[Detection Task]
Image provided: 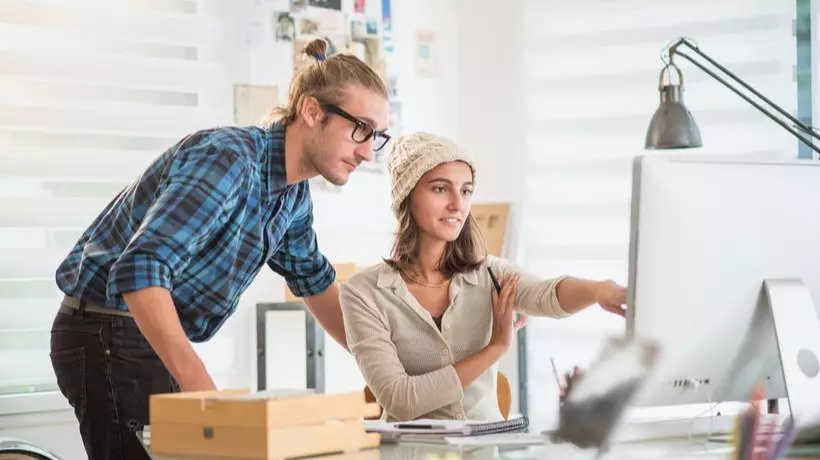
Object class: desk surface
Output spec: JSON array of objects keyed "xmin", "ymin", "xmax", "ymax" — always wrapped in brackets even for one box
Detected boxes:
[
  {"xmin": 142, "ymin": 437, "xmax": 820, "ymax": 460},
  {"xmin": 379, "ymin": 439, "xmax": 820, "ymax": 460}
]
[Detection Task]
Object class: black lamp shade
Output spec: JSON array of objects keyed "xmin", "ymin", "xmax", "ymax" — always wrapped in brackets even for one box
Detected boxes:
[{"xmin": 645, "ymin": 84, "xmax": 702, "ymax": 149}]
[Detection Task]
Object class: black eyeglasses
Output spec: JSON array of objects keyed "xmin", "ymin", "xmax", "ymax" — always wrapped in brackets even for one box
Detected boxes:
[{"xmin": 322, "ymin": 104, "xmax": 391, "ymax": 151}]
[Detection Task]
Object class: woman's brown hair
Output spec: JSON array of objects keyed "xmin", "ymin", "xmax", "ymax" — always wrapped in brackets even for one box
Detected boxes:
[
  {"xmin": 385, "ymin": 197, "xmax": 487, "ymax": 279},
  {"xmin": 264, "ymin": 38, "xmax": 387, "ymax": 126}
]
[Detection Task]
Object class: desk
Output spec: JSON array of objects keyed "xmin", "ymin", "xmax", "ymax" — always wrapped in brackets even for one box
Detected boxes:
[{"xmin": 139, "ymin": 434, "xmax": 820, "ymax": 460}]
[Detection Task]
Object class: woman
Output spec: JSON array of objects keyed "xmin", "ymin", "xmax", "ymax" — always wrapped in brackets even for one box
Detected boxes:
[{"xmin": 340, "ymin": 132, "xmax": 626, "ymax": 422}]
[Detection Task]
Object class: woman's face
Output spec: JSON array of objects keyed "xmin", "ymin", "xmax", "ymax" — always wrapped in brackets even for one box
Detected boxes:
[{"xmin": 409, "ymin": 161, "xmax": 474, "ymax": 242}]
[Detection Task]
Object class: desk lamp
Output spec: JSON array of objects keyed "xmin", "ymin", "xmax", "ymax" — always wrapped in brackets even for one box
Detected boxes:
[{"xmin": 645, "ymin": 37, "xmax": 820, "ymax": 155}]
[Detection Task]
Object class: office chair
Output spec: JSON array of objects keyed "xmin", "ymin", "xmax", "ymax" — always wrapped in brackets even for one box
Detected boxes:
[
  {"xmin": 363, "ymin": 371, "xmax": 512, "ymax": 420},
  {"xmin": 0, "ymin": 438, "xmax": 62, "ymax": 460}
]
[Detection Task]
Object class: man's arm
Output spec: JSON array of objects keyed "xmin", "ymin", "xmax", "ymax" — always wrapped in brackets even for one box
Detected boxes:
[
  {"xmin": 302, "ymin": 283, "xmax": 347, "ymax": 350},
  {"xmin": 268, "ymin": 185, "xmax": 344, "ymax": 347},
  {"xmin": 108, "ymin": 132, "xmax": 248, "ymax": 391},
  {"xmin": 123, "ymin": 287, "xmax": 215, "ymax": 391}
]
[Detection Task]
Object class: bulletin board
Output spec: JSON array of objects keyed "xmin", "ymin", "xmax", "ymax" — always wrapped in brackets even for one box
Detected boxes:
[{"xmin": 471, "ymin": 203, "xmax": 511, "ymax": 257}]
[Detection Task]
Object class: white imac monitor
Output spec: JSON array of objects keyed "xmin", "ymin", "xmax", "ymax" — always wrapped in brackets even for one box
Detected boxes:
[{"xmin": 625, "ymin": 154, "xmax": 820, "ymax": 441}]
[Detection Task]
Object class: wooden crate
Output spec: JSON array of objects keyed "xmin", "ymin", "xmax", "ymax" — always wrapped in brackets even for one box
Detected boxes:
[{"xmin": 149, "ymin": 389, "xmax": 381, "ymax": 459}]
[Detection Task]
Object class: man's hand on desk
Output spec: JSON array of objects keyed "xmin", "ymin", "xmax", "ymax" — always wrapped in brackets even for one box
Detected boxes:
[{"xmin": 177, "ymin": 367, "xmax": 217, "ymax": 392}]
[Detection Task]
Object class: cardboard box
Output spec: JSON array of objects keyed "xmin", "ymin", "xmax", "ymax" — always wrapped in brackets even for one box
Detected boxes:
[{"xmin": 149, "ymin": 389, "xmax": 381, "ymax": 459}]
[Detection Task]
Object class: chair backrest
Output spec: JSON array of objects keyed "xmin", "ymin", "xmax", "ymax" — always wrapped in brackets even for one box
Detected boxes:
[
  {"xmin": 496, "ymin": 370, "xmax": 511, "ymax": 420},
  {"xmin": 363, "ymin": 370, "xmax": 512, "ymax": 420},
  {"xmin": 0, "ymin": 438, "xmax": 63, "ymax": 460}
]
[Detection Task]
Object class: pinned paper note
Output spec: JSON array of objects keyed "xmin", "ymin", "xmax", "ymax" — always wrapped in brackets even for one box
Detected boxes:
[{"xmin": 415, "ymin": 30, "xmax": 438, "ymax": 77}]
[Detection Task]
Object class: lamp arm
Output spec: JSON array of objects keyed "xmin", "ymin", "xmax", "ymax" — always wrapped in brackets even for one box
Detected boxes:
[
  {"xmin": 668, "ymin": 39, "xmax": 820, "ymax": 156},
  {"xmin": 672, "ymin": 38, "xmax": 818, "ymax": 137}
]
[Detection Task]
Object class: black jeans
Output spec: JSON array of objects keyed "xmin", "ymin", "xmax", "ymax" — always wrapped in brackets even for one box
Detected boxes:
[{"xmin": 50, "ymin": 307, "xmax": 179, "ymax": 460}]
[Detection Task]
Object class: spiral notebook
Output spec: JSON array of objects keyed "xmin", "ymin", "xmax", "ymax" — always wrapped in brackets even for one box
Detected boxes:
[{"xmin": 466, "ymin": 417, "xmax": 529, "ymax": 436}]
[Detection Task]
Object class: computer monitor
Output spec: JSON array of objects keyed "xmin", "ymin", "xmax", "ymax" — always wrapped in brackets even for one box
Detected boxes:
[{"xmin": 625, "ymin": 154, "xmax": 820, "ymax": 441}]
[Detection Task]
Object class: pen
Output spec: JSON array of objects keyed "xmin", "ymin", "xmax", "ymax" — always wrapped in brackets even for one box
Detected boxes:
[
  {"xmin": 550, "ymin": 357, "xmax": 563, "ymax": 388},
  {"xmin": 736, "ymin": 411, "xmax": 752, "ymax": 460},
  {"xmin": 769, "ymin": 416, "xmax": 796, "ymax": 459},
  {"xmin": 394, "ymin": 423, "xmax": 446, "ymax": 430},
  {"xmin": 761, "ymin": 418, "xmax": 776, "ymax": 460},
  {"xmin": 487, "ymin": 266, "xmax": 502, "ymax": 293},
  {"xmin": 731, "ymin": 411, "xmax": 742, "ymax": 460}
]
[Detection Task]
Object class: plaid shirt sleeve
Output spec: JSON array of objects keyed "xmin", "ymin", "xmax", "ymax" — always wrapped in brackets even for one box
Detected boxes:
[
  {"xmin": 107, "ymin": 134, "xmax": 248, "ymax": 298},
  {"xmin": 268, "ymin": 185, "xmax": 336, "ymax": 298}
]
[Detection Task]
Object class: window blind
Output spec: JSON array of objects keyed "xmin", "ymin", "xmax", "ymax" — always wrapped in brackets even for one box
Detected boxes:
[
  {"xmin": 518, "ymin": 0, "xmax": 798, "ymax": 427},
  {"xmin": 0, "ymin": 0, "xmax": 237, "ymax": 411}
]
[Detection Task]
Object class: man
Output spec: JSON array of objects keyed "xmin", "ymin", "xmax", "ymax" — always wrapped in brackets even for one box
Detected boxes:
[{"xmin": 49, "ymin": 38, "xmax": 390, "ymax": 460}]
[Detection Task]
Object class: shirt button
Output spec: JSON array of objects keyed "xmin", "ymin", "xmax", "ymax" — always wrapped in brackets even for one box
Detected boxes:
[
  {"xmin": 443, "ymin": 349, "xmax": 449, "ymax": 355},
  {"xmin": 444, "ymin": 324, "xmax": 452, "ymax": 330}
]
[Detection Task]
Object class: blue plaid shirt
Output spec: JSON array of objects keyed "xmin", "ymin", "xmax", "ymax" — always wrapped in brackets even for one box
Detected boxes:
[{"xmin": 55, "ymin": 122, "xmax": 335, "ymax": 342}]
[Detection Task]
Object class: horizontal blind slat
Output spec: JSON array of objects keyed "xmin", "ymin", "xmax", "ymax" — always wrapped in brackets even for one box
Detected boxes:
[
  {"xmin": 0, "ymin": 198, "xmax": 115, "ymax": 227},
  {"xmin": 0, "ymin": 148, "xmax": 162, "ymax": 178},
  {"xmin": 0, "ymin": 0, "xmax": 231, "ymax": 397},
  {"xmin": 0, "ymin": 105, "xmax": 227, "ymax": 135}
]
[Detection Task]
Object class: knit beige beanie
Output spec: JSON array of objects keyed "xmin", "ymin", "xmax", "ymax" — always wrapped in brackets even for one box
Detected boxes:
[{"xmin": 386, "ymin": 132, "xmax": 476, "ymax": 217}]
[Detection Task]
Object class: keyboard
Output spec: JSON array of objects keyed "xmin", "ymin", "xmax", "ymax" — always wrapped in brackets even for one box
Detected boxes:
[
  {"xmin": 609, "ymin": 415, "xmax": 738, "ymax": 443},
  {"xmin": 544, "ymin": 414, "xmax": 784, "ymax": 444}
]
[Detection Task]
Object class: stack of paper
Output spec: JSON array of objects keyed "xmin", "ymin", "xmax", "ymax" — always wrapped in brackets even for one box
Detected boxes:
[{"xmin": 364, "ymin": 416, "xmax": 530, "ymax": 444}]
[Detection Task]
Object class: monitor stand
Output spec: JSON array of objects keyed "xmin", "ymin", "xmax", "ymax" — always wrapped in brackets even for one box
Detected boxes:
[{"xmin": 764, "ymin": 279, "xmax": 820, "ymax": 443}]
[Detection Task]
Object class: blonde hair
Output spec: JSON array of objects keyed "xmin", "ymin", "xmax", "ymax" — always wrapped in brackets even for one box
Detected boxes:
[{"xmin": 264, "ymin": 39, "xmax": 388, "ymax": 126}]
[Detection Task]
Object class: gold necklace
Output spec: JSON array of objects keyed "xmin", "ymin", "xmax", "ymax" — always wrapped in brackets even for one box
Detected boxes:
[{"xmin": 402, "ymin": 271, "xmax": 451, "ymax": 288}]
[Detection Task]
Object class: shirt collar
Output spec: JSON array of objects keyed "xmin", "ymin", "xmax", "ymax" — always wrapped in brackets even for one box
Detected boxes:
[
  {"xmin": 376, "ymin": 262, "xmax": 480, "ymax": 289},
  {"xmin": 377, "ymin": 261, "xmax": 480, "ymax": 329},
  {"xmin": 462, "ymin": 268, "xmax": 479, "ymax": 286},
  {"xmin": 266, "ymin": 121, "xmax": 289, "ymax": 194}
]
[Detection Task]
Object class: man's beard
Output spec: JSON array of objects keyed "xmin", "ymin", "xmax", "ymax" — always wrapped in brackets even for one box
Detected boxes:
[{"xmin": 303, "ymin": 140, "xmax": 348, "ymax": 186}]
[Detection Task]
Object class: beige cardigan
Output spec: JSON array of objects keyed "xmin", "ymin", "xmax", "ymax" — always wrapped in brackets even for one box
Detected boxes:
[{"xmin": 339, "ymin": 255, "xmax": 570, "ymax": 421}]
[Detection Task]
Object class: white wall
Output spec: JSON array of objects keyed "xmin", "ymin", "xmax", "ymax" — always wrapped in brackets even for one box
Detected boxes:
[
  {"xmin": 0, "ymin": 2, "xmax": 459, "ymax": 459},
  {"xmin": 452, "ymin": 0, "xmax": 528, "ymax": 416},
  {"xmin": 390, "ymin": 0, "xmax": 459, "ymax": 138}
]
